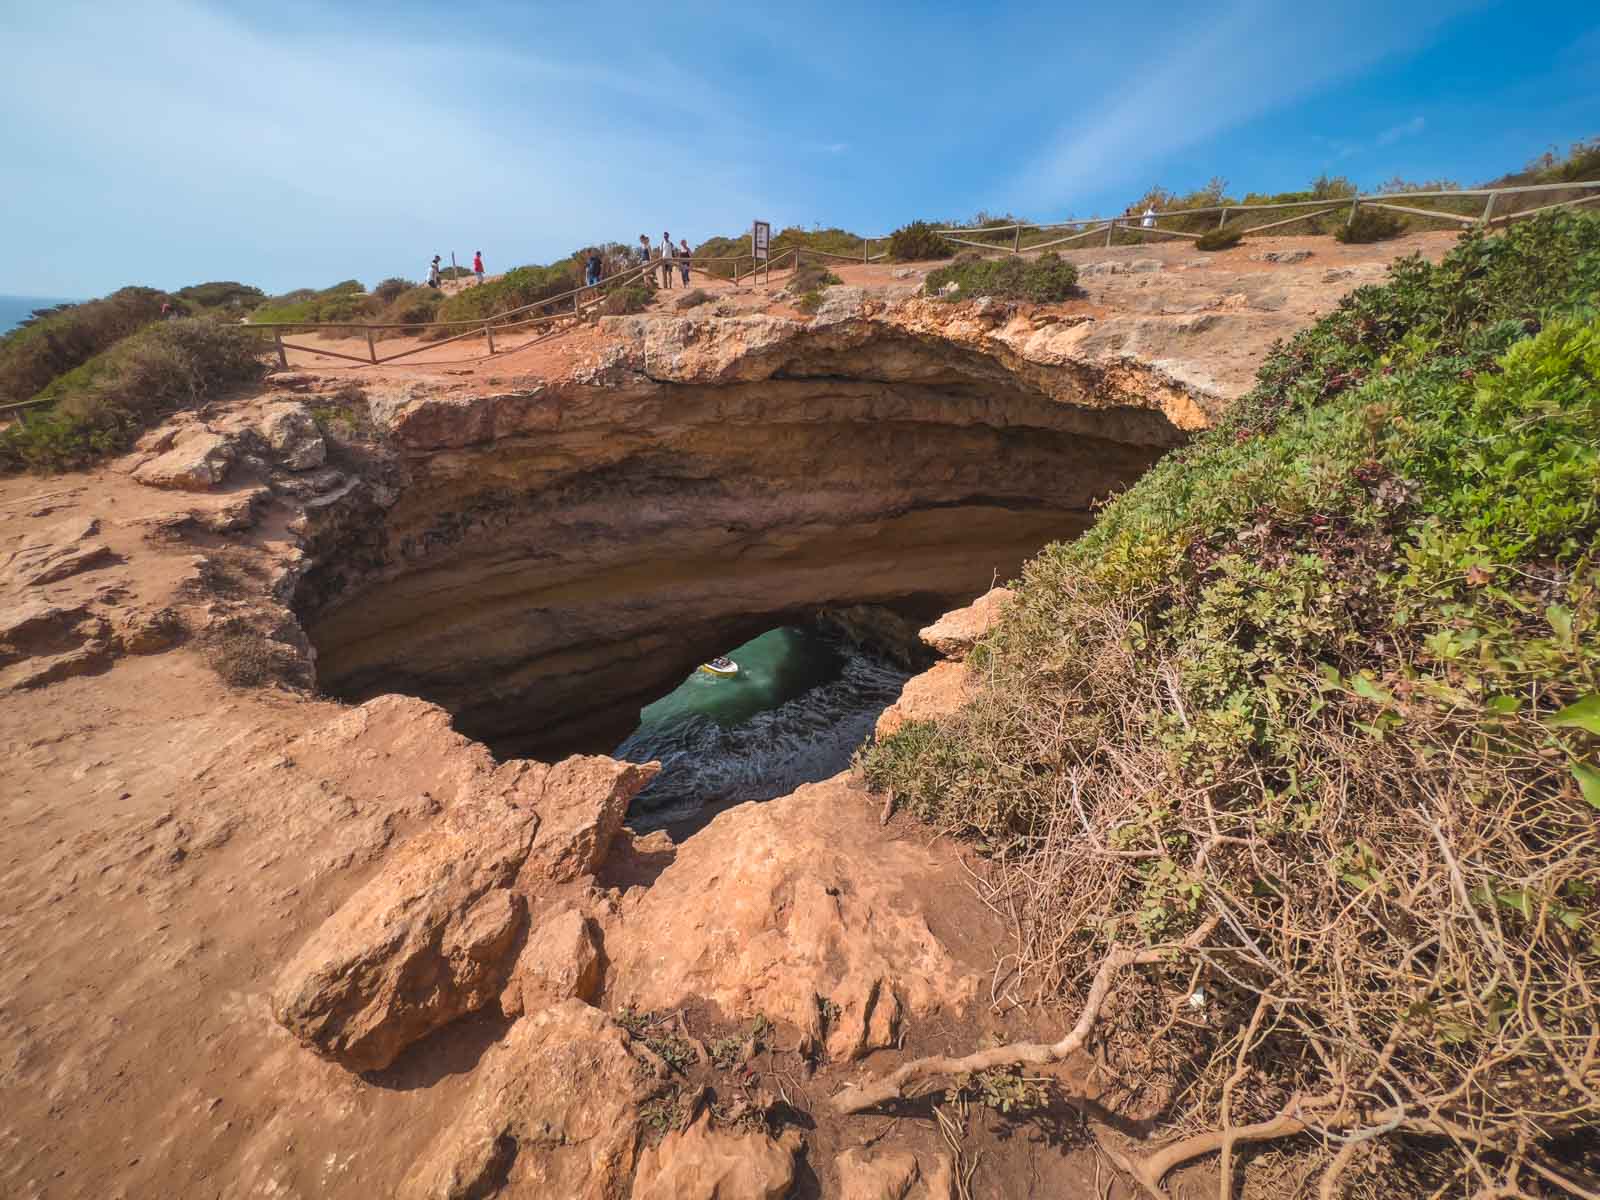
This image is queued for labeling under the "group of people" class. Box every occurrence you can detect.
[427,251,487,289]
[635,232,693,288]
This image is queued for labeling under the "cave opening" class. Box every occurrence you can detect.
[294,347,1188,816]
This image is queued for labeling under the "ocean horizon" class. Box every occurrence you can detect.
[1,294,80,336]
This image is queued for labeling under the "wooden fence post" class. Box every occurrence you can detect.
[863,236,869,264]
[1481,191,1498,226]
[1105,219,1116,247]
[1218,208,1231,229]
[275,332,287,369]
[1012,225,1021,254]
[1347,198,1361,228]
[485,324,495,354]
[366,329,377,364]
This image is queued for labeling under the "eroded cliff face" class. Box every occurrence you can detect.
[295,299,1204,756]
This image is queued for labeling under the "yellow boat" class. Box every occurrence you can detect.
[698,656,739,677]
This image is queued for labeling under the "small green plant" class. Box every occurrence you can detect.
[923,251,1079,303]
[948,1067,1052,1114]
[1194,223,1245,252]
[1335,206,1405,244]
[675,288,711,310]
[888,220,956,261]
[795,290,824,314]
[596,281,654,316]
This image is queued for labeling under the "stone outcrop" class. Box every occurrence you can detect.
[631,1111,796,1200]
[607,778,978,1062]
[499,906,603,1016]
[298,304,1190,757]
[918,585,1013,660]
[400,1000,652,1200]
[271,725,656,1072]
[836,1148,927,1200]
[875,660,971,740]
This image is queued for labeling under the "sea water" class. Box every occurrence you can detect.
[0,295,78,336]
[613,624,911,830]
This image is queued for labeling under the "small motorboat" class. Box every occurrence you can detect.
[698,656,740,677]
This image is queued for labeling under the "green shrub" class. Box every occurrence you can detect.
[0,287,169,405]
[1335,205,1405,243]
[887,220,955,261]
[0,319,265,472]
[922,251,1078,303]
[429,262,586,335]
[372,277,415,305]
[794,290,824,314]
[372,286,445,336]
[674,289,711,311]
[175,281,265,314]
[251,280,371,325]
[1193,223,1245,251]
[787,263,842,296]
[862,213,1600,1193]
[595,282,654,316]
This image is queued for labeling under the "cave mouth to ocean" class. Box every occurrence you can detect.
[296,352,1189,822]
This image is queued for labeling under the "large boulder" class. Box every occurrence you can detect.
[917,586,1013,660]
[607,778,980,1063]
[402,1000,651,1199]
[630,1110,795,1200]
[269,813,534,1073]
[258,401,327,470]
[835,1148,921,1200]
[127,426,239,491]
[272,753,656,1072]
[874,660,970,741]
[499,907,604,1017]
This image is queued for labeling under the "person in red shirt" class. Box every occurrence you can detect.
[473,251,485,286]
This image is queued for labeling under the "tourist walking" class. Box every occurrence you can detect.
[473,250,485,285]
[637,235,652,268]
[585,248,603,288]
[659,231,675,288]
[678,237,691,286]
[1141,207,1156,229]
[428,255,442,288]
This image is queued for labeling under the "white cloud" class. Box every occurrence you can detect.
[1009,1,1470,213]
[1377,115,1427,145]
[0,0,778,293]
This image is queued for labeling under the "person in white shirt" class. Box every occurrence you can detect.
[1141,207,1156,229]
[658,232,676,288]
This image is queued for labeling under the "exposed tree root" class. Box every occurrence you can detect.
[830,918,1219,1115]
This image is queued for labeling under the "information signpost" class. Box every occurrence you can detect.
[752,220,771,283]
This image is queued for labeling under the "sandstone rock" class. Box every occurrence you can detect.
[2,516,116,588]
[522,755,654,886]
[2,640,112,691]
[918,587,1013,660]
[401,1000,651,1200]
[1255,249,1313,264]
[500,907,603,1017]
[813,286,869,324]
[836,1147,921,1200]
[0,599,89,646]
[271,820,530,1072]
[272,750,654,1071]
[1322,268,1356,283]
[608,779,978,1062]
[130,428,238,491]
[112,607,184,654]
[258,402,327,470]
[631,1110,795,1200]
[875,660,971,740]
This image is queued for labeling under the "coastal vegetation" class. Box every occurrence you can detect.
[861,212,1600,1193]
[923,251,1078,301]
[0,319,263,471]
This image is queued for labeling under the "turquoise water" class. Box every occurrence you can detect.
[613,625,911,829]
[0,295,78,336]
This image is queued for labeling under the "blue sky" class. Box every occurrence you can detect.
[2,0,1596,299]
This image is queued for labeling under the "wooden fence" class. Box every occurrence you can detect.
[931,179,1600,253]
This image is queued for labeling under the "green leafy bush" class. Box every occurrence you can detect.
[175,281,265,314]
[922,251,1078,303]
[1193,223,1245,251]
[371,277,415,305]
[862,213,1600,1193]
[887,220,955,261]
[250,280,371,325]
[0,319,265,472]
[372,286,445,336]
[0,287,169,405]
[1335,205,1405,243]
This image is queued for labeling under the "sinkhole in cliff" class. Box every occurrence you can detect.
[296,356,1189,815]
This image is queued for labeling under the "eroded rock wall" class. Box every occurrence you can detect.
[296,310,1197,755]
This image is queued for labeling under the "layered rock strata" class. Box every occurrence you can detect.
[297,303,1200,756]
